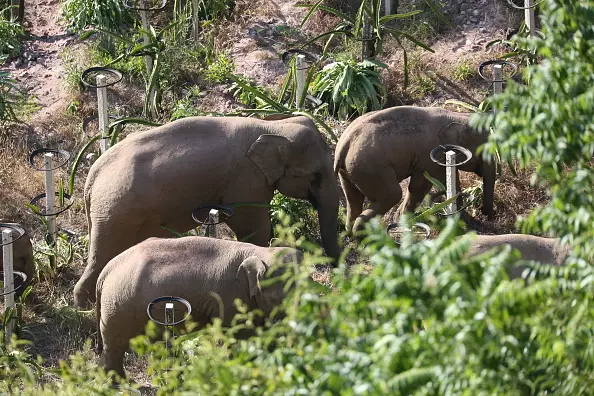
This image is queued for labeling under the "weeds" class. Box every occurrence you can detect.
[204,52,235,84]
[451,60,475,81]
[410,74,435,98]
[0,7,24,57]
[0,68,24,123]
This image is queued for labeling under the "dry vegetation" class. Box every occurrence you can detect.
[0,0,545,390]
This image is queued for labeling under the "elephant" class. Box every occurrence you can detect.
[74,115,340,308]
[334,106,496,234]
[0,220,34,296]
[96,236,301,378]
[468,234,569,279]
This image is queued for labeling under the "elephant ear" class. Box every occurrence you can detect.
[236,256,268,299]
[438,122,468,146]
[247,134,291,185]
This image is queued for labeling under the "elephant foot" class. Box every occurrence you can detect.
[73,283,95,309]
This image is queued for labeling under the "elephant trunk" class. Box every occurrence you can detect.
[312,181,341,264]
[481,158,496,217]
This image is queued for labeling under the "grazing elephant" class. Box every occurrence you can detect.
[74,115,340,308]
[468,234,569,279]
[96,236,300,377]
[0,220,34,296]
[334,106,496,233]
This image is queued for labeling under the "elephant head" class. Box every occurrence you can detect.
[247,117,340,261]
[438,118,496,217]
[236,255,288,319]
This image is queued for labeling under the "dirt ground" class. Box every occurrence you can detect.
[0,0,541,391]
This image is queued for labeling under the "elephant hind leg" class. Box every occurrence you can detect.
[351,168,403,233]
[101,342,127,379]
[338,171,365,234]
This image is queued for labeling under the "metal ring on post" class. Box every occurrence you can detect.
[82,115,120,138]
[505,0,544,9]
[430,144,473,167]
[191,204,234,226]
[386,222,431,245]
[430,191,474,216]
[0,271,27,297]
[28,148,71,171]
[80,67,123,88]
[281,49,319,66]
[123,0,167,11]
[478,60,518,82]
[29,192,74,217]
[147,296,192,326]
[0,223,25,247]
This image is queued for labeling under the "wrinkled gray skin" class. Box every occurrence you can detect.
[74,115,340,308]
[468,234,569,279]
[0,220,34,296]
[334,106,496,233]
[96,236,301,378]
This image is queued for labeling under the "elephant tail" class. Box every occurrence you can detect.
[95,285,103,354]
[333,139,347,177]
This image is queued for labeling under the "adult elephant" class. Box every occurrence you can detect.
[468,234,569,279]
[334,106,496,234]
[73,115,340,308]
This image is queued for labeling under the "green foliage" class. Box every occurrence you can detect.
[89,39,145,79]
[229,74,274,107]
[311,58,387,120]
[410,74,435,98]
[298,0,434,87]
[225,73,338,142]
[270,191,320,243]
[203,51,235,84]
[61,0,133,32]
[0,8,24,57]
[0,69,23,123]
[451,60,475,81]
[473,0,594,260]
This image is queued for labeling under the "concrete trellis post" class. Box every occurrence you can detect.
[493,64,503,95]
[96,75,110,154]
[361,14,373,60]
[445,150,457,215]
[2,229,15,344]
[206,209,219,238]
[139,7,157,119]
[10,0,19,22]
[164,302,174,350]
[524,0,536,36]
[295,54,307,109]
[191,0,200,40]
[44,153,57,249]
[384,0,392,15]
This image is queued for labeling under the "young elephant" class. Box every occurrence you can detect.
[468,234,569,278]
[334,106,496,233]
[0,220,34,296]
[75,115,340,308]
[96,236,301,378]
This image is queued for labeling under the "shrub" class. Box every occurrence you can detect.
[311,58,387,120]
[0,8,24,57]
[61,0,133,32]
[270,191,320,243]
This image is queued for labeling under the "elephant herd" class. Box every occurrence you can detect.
[2,105,569,378]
